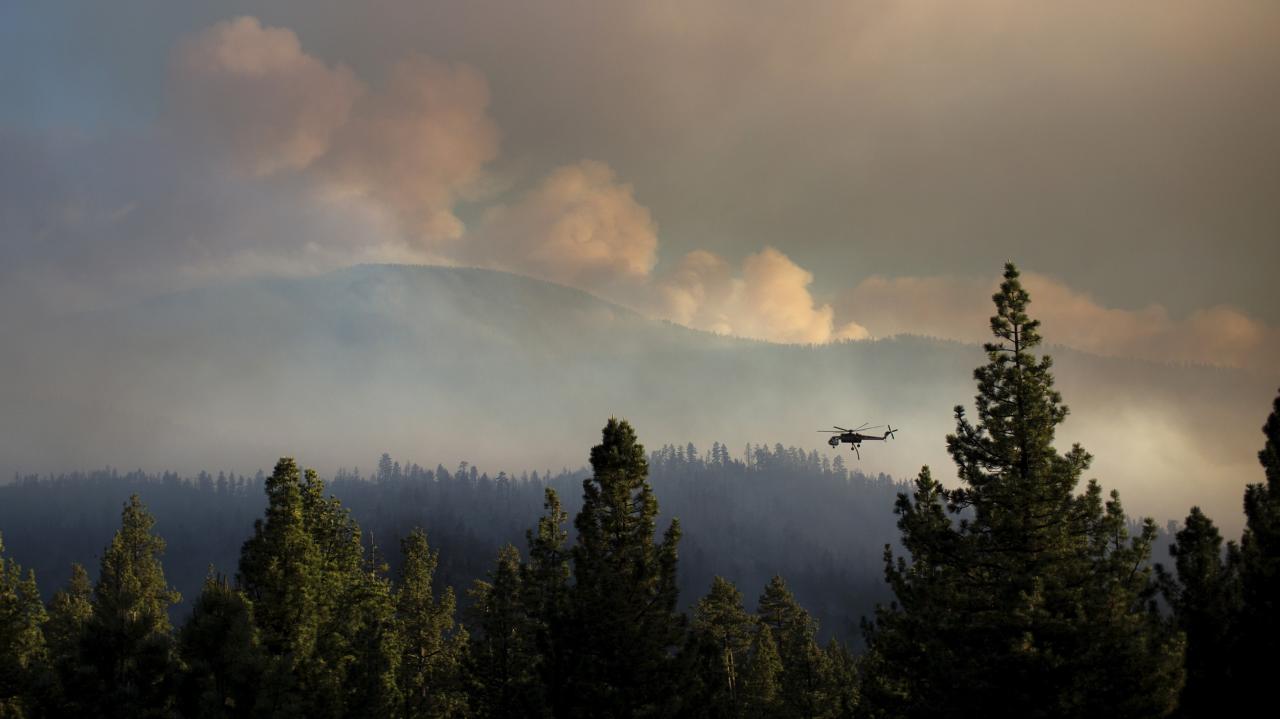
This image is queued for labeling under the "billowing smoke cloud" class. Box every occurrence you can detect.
[171,17,499,243]
[170,17,363,176]
[2,15,858,346]
[659,250,736,334]
[465,161,859,344]
[467,161,658,290]
[21,11,1279,355]
[658,247,868,344]
[320,55,499,242]
[836,272,1280,370]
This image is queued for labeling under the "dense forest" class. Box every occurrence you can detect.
[0,443,903,646]
[2,264,1278,718]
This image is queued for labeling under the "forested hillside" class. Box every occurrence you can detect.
[2,265,1278,717]
[2,264,1269,530]
[0,443,903,645]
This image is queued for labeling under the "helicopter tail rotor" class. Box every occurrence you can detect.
[884,425,897,440]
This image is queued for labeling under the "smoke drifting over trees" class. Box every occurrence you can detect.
[1,265,1270,535]
[3,263,1277,717]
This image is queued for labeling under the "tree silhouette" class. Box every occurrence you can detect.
[861,263,1184,718]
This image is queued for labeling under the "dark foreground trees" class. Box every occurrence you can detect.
[1158,388,1280,717]
[564,418,685,717]
[462,420,851,719]
[0,421,844,718]
[859,264,1185,717]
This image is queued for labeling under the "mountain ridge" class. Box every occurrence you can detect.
[2,263,1270,533]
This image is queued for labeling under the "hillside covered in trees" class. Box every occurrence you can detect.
[0,443,903,647]
[2,265,1277,717]
[2,264,1268,532]
[3,265,1277,717]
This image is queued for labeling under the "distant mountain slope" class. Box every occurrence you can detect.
[2,264,1271,530]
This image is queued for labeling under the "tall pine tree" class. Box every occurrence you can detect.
[567,418,684,718]
[756,576,830,719]
[0,532,46,718]
[740,624,782,719]
[1156,508,1240,717]
[42,563,93,716]
[238,458,400,719]
[81,495,182,719]
[467,544,543,719]
[860,263,1183,718]
[522,488,571,717]
[238,458,325,718]
[1234,389,1280,711]
[395,528,468,719]
[684,577,757,718]
[178,572,266,719]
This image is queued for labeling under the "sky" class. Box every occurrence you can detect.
[4,0,1279,351]
[2,2,1278,517]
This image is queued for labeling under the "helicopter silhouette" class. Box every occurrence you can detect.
[819,423,897,459]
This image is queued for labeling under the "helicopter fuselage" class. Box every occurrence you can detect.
[828,432,884,448]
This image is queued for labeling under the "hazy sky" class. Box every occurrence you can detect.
[2,1,1279,533]
[4,0,1279,359]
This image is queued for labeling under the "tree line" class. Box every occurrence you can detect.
[0,446,904,649]
[2,263,1277,717]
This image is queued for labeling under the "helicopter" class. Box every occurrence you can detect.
[819,423,898,459]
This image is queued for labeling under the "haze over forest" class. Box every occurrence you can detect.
[3,3,1277,535]
[1,264,1273,535]
[3,3,1280,717]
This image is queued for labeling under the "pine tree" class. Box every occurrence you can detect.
[467,544,543,718]
[302,467,401,719]
[239,458,400,719]
[567,418,684,718]
[177,572,265,718]
[396,528,468,719]
[0,532,46,718]
[1235,389,1280,710]
[44,564,92,671]
[740,624,782,719]
[1156,508,1240,717]
[343,564,402,719]
[522,488,571,717]
[860,263,1184,718]
[756,576,830,718]
[238,458,325,718]
[42,563,93,714]
[81,494,181,719]
[822,640,859,719]
[685,577,757,718]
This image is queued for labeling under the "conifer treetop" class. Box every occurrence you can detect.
[589,417,649,488]
[946,262,1084,503]
[1259,389,1280,487]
